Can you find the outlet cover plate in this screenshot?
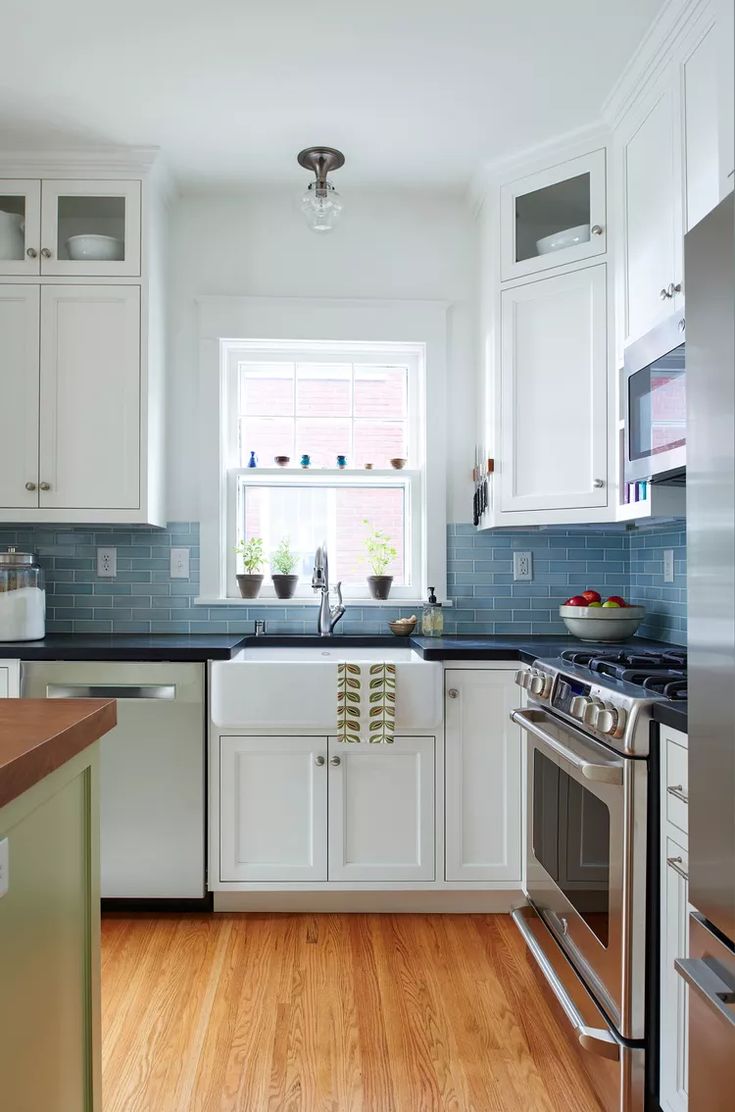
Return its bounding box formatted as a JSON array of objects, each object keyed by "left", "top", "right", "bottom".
[
  {"left": 170, "top": 547, "right": 190, "bottom": 579},
  {"left": 96, "top": 547, "right": 117, "bottom": 578},
  {"left": 513, "top": 551, "right": 533, "bottom": 581},
  {"left": 663, "top": 549, "right": 675, "bottom": 583}
]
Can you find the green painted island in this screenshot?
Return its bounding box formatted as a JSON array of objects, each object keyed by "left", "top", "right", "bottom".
[{"left": 0, "top": 699, "right": 117, "bottom": 1112}]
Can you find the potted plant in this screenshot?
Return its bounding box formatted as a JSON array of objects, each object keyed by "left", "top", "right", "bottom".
[
  {"left": 235, "top": 537, "right": 265, "bottom": 599},
  {"left": 363, "top": 521, "right": 397, "bottom": 600},
  {"left": 271, "top": 537, "right": 299, "bottom": 599}
]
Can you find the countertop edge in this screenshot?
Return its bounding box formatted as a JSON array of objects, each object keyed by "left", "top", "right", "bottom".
[
  {"left": 651, "top": 701, "right": 688, "bottom": 733},
  {"left": 0, "top": 700, "right": 117, "bottom": 809}
]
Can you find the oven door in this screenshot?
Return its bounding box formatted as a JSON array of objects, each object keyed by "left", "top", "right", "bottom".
[{"left": 513, "top": 706, "right": 648, "bottom": 1040}]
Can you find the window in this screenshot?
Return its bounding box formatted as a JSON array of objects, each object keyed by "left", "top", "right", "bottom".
[{"left": 222, "top": 340, "right": 426, "bottom": 600}]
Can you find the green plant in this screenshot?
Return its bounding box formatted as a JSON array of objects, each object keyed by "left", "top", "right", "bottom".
[
  {"left": 235, "top": 536, "right": 265, "bottom": 573},
  {"left": 271, "top": 537, "right": 298, "bottom": 575},
  {"left": 362, "top": 520, "right": 397, "bottom": 576}
]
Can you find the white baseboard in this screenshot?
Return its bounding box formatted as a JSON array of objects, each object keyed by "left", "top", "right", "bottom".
[{"left": 213, "top": 889, "right": 523, "bottom": 913}]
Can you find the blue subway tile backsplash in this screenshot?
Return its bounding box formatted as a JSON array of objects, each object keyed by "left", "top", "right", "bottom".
[{"left": 0, "top": 519, "right": 686, "bottom": 644}]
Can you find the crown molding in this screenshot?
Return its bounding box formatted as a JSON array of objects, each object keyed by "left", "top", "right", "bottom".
[
  {"left": 602, "top": 0, "right": 713, "bottom": 127},
  {"left": 0, "top": 145, "right": 161, "bottom": 179}
]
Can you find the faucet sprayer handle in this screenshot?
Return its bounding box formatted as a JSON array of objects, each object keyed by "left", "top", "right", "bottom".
[{"left": 333, "top": 581, "right": 343, "bottom": 607}]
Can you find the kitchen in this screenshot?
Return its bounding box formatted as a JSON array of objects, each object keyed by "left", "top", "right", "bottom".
[{"left": 0, "top": 0, "right": 732, "bottom": 1109}]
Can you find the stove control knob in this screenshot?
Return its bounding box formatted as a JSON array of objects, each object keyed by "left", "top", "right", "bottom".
[
  {"left": 594, "top": 704, "right": 618, "bottom": 735},
  {"left": 570, "top": 695, "right": 591, "bottom": 719},
  {"left": 528, "top": 672, "right": 548, "bottom": 696},
  {"left": 514, "top": 669, "right": 528, "bottom": 689},
  {"left": 584, "top": 698, "right": 604, "bottom": 726}
]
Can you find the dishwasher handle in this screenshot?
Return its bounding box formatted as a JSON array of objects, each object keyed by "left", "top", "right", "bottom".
[{"left": 46, "top": 684, "right": 176, "bottom": 700}]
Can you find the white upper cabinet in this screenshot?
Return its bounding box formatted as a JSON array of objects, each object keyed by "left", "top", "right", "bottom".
[
  {"left": 0, "top": 180, "right": 40, "bottom": 275},
  {"left": 500, "top": 149, "right": 606, "bottom": 281},
  {"left": 39, "top": 286, "right": 141, "bottom": 510},
  {"left": 682, "top": 21, "right": 720, "bottom": 230},
  {"left": 620, "top": 80, "right": 682, "bottom": 345},
  {"left": 500, "top": 263, "right": 608, "bottom": 514},
  {"left": 715, "top": 0, "right": 734, "bottom": 196},
  {"left": 0, "top": 286, "right": 39, "bottom": 508}
]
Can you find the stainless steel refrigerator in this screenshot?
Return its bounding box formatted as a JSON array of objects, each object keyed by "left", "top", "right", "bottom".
[{"left": 675, "top": 193, "right": 735, "bottom": 1109}]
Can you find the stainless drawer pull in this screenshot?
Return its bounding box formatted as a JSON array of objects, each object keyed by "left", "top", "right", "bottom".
[
  {"left": 675, "top": 957, "right": 735, "bottom": 1028},
  {"left": 667, "top": 855, "right": 689, "bottom": 881},
  {"left": 667, "top": 784, "right": 689, "bottom": 804},
  {"left": 511, "top": 909, "right": 620, "bottom": 1061},
  {"left": 510, "top": 708, "right": 623, "bottom": 786},
  {"left": 46, "top": 684, "right": 176, "bottom": 700}
]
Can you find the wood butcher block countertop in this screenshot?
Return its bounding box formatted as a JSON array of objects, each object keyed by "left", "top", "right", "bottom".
[{"left": 0, "top": 699, "right": 116, "bottom": 809}]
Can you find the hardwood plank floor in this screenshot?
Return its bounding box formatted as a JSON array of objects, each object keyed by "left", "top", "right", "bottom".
[{"left": 101, "top": 913, "right": 603, "bottom": 1112}]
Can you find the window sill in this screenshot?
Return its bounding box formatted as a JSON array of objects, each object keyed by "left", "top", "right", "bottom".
[{"left": 196, "top": 597, "right": 452, "bottom": 608}]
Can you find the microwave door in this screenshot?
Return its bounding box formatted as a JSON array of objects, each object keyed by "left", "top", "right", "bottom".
[{"left": 624, "top": 315, "right": 686, "bottom": 484}]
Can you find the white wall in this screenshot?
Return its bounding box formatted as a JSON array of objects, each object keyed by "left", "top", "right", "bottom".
[{"left": 167, "top": 186, "right": 476, "bottom": 522}]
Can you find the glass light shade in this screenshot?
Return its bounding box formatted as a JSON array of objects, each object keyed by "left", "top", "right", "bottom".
[{"left": 300, "top": 181, "right": 343, "bottom": 232}]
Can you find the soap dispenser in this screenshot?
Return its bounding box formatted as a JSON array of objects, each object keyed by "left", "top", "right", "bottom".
[{"left": 421, "top": 587, "right": 444, "bottom": 637}]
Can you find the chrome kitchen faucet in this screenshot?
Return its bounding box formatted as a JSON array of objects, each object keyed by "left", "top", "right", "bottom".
[{"left": 312, "top": 543, "right": 345, "bottom": 636}]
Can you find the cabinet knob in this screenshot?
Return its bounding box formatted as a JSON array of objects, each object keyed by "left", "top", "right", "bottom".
[
  {"left": 314, "top": 754, "right": 325, "bottom": 767},
  {"left": 39, "top": 481, "right": 51, "bottom": 491},
  {"left": 40, "top": 248, "right": 53, "bottom": 259},
  {"left": 26, "top": 247, "right": 38, "bottom": 259},
  {"left": 590, "top": 224, "right": 603, "bottom": 236},
  {"left": 24, "top": 481, "right": 37, "bottom": 491},
  {"left": 660, "top": 282, "right": 682, "bottom": 300},
  {"left": 593, "top": 478, "right": 605, "bottom": 488},
  {"left": 447, "top": 688, "right": 459, "bottom": 699},
  {"left": 329, "top": 755, "right": 341, "bottom": 766}
]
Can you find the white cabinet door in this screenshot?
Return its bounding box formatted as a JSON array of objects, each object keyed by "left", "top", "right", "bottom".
[
  {"left": 327, "top": 736, "right": 435, "bottom": 881},
  {"left": 682, "top": 21, "right": 720, "bottom": 230},
  {"left": 660, "top": 835, "right": 689, "bottom": 1112},
  {"left": 0, "top": 180, "right": 41, "bottom": 275},
  {"left": 219, "top": 735, "right": 327, "bottom": 882},
  {"left": 39, "top": 285, "right": 140, "bottom": 511},
  {"left": 715, "top": 0, "right": 734, "bottom": 197},
  {"left": 500, "top": 263, "right": 608, "bottom": 513},
  {"left": 622, "top": 81, "right": 682, "bottom": 342},
  {"left": 445, "top": 669, "right": 522, "bottom": 882},
  {"left": 0, "top": 286, "right": 40, "bottom": 509},
  {"left": 0, "top": 660, "right": 20, "bottom": 698},
  {"left": 40, "top": 179, "right": 141, "bottom": 277}
]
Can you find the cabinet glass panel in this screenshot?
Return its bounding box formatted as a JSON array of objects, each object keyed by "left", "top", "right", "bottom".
[
  {"left": 0, "top": 195, "right": 27, "bottom": 262},
  {"left": 55, "top": 194, "right": 126, "bottom": 263},
  {"left": 515, "top": 172, "right": 591, "bottom": 263}
]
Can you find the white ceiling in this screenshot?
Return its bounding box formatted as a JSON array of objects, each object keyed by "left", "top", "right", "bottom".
[{"left": 0, "top": 0, "right": 662, "bottom": 190}]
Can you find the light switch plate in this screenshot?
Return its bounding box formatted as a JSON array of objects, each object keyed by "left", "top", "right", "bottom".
[
  {"left": 0, "top": 837, "right": 8, "bottom": 898},
  {"left": 96, "top": 547, "right": 117, "bottom": 578},
  {"left": 170, "top": 548, "right": 190, "bottom": 579},
  {"left": 663, "top": 549, "right": 675, "bottom": 583},
  {"left": 513, "top": 551, "right": 533, "bottom": 581}
]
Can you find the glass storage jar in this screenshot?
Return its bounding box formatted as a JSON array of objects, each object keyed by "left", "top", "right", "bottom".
[
  {"left": 0, "top": 549, "right": 46, "bottom": 641},
  {"left": 421, "top": 587, "right": 444, "bottom": 637}
]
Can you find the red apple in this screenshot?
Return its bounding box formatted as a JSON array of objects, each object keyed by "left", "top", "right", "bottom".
[
  {"left": 606, "top": 595, "right": 627, "bottom": 607},
  {"left": 567, "top": 595, "right": 589, "bottom": 607},
  {"left": 581, "top": 589, "right": 601, "bottom": 603}
]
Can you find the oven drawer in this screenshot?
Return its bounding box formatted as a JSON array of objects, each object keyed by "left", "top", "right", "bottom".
[
  {"left": 512, "top": 905, "right": 645, "bottom": 1112},
  {"left": 663, "top": 727, "right": 688, "bottom": 835}
]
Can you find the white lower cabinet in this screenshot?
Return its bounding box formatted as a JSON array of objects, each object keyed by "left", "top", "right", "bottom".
[
  {"left": 219, "top": 735, "right": 328, "bottom": 883},
  {"left": 660, "top": 726, "right": 689, "bottom": 1112},
  {"left": 0, "top": 660, "right": 20, "bottom": 698},
  {"left": 444, "top": 668, "right": 522, "bottom": 882},
  {"left": 328, "top": 735, "right": 435, "bottom": 882}
]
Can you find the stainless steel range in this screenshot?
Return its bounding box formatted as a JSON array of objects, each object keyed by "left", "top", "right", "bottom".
[{"left": 511, "top": 647, "right": 687, "bottom": 1112}]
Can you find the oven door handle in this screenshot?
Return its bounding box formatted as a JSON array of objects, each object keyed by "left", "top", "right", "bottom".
[
  {"left": 511, "top": 908, "right": 621, "bottom": 1061},
  {"left": 510, "top": 708, "right": 623, "bottom": 786}
]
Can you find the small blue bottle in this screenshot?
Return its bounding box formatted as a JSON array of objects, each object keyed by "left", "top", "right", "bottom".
[
  {"left": 300, "top": 453, "right": 311, "bottom": 469},
  {"left": 247, "top": 451, "right": 257, "bottom": 468},
  {"left": 336, "top": 454, "right": 347, "bottom": 469}
]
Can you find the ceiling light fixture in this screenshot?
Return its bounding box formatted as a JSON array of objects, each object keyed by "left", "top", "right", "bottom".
[{"left": 297, "top": 146, "right": 345, "bottom": 233}]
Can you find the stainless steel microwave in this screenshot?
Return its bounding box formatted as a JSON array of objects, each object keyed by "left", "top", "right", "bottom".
[{"left": 624, "top": 314, "right": 686, "bottom": 484}]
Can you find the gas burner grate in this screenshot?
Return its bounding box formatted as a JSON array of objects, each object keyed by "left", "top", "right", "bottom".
[{"left": 560, "top": 647, "right": 688, "bottom": 701}]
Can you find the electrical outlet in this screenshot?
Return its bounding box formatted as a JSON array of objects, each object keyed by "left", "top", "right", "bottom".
[
  {"left": 96, "top": 547, "right": 117, "bottom": 578},
  {"left": 663, "top": 549, "right": 675, "bottom": 583},
  {"left": 0, "top": 837, "right": 8, "bottom": 899},
  {"left": 170, "top": 547, "right": 190, "bottom": 579},
  {"left": 513, "top": 551, "right": 533, "bottom": 581}
]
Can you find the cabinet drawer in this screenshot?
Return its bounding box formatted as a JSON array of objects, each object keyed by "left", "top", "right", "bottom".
[{"left": 664, "top": 730, "right": 688, "bottom": 834}]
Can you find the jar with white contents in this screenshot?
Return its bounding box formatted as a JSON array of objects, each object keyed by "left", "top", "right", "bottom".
[{"left": 0, "top": 549, "right": 46, "bottom": 641}]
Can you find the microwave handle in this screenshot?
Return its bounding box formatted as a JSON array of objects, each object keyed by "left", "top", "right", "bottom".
[
  {"left": 511, "top": 908, "right": 621, "bottom": 1061},
  {"left": 510, "top": 708, "right": 623, "bottom": 786}
]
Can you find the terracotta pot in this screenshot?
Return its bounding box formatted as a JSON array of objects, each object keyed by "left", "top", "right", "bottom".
[
  {"left": 272, "top": 574, "right": 299, "bottom": 599},
  {"left": 236, "top": 573, "right": 264, "bottom": 599},
  {"left": 367, "top": 575, "right": 393, "bottom": 600}
]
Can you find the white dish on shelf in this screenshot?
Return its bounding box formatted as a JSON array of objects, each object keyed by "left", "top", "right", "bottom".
[
  {"left": 66, "top": 234, "right": 124, "bottom": 261},
  {"left": 536, "top": 223, "right": 590, "bottom": 255},
  {"left": 560, "top": 604, "right": 645, "bottom": 642}
]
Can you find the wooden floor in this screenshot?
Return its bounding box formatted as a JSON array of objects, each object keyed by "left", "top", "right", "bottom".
[{"left": 101, "top": 912, "right": 603, "bottom": 1112}]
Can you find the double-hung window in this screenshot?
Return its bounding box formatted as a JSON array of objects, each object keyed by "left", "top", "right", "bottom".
[{"left": 221, "top": 339, "right": 428, "bottom": 601}]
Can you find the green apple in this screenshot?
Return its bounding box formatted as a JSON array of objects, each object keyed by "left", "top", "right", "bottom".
[
  {"left": 602, "top": 599, "right": 621, "bottom": 608},
  {"left": 587, "top": 601, "right": 603, "bottom": 607}
]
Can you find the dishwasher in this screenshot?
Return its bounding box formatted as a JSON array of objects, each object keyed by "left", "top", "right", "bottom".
[{"left": 21, "top": 661, "right": 206, "bottom": 901}]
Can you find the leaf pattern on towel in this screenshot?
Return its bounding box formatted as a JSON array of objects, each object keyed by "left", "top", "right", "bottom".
[
  {"left": 368, "top": 662, "right": 396, "bottom": 744},
  {"left": 337, "top": 662, "right": 362, "bottom": 743}
]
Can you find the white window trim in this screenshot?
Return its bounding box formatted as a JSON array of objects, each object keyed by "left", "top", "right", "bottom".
[{"left": 196, "top": 296, "right": 448, "bottom": 605}]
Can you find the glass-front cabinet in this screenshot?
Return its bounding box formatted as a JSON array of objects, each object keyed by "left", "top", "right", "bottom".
[
  {"left": 0, "top": 179, "right": 141, "bottom": 277},
  {"left": 500, "top": 149, "right": 607, "bottom": 280}
]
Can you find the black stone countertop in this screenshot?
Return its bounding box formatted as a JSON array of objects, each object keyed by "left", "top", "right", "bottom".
[
  {"left": 0, "top": 633, "right": 246, "bottom": 662},
  {"left": 651, "top": 701, "right": 688, "bottom": 733}
]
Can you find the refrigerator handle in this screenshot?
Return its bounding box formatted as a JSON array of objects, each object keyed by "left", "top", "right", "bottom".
[{"left": 675, "top": 957, "right": 735, "bottom": 1029}]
